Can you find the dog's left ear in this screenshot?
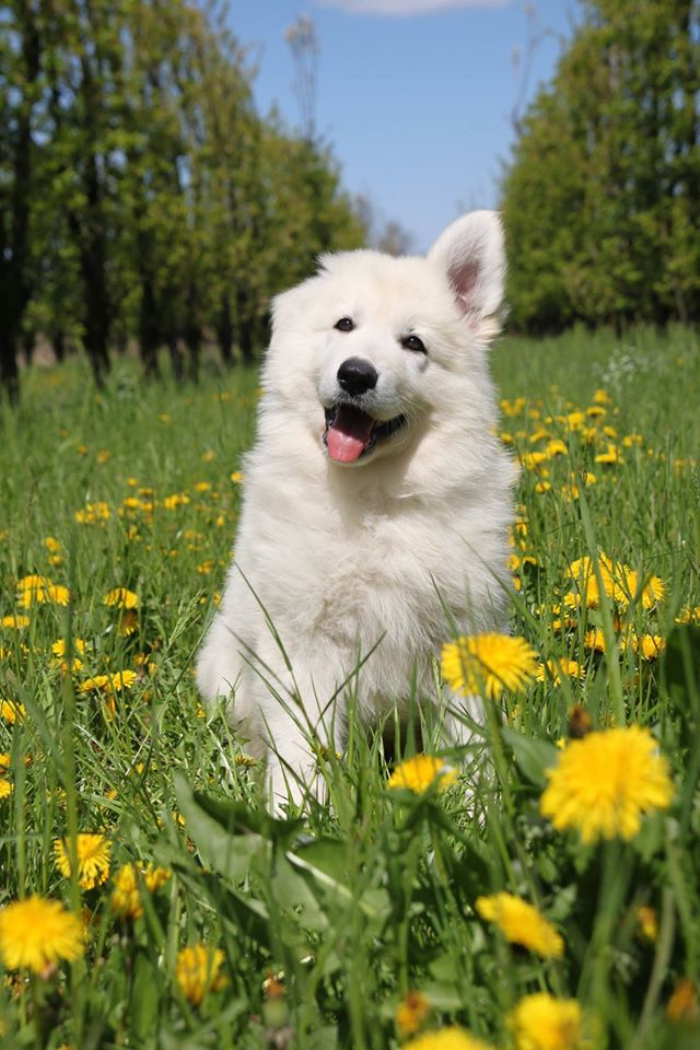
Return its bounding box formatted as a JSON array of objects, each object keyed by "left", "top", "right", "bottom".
[{"left": 428, "top": 210, "right": 505, "bottom": 342}]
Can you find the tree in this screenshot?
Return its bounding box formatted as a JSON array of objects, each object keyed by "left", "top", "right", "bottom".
[
  {"left": 0, "top": 1, "right": 42, "bottom": 404},
  {"left": 501, "top": 0, "right": 700, "bottom": 332},
  {"left": 0, "top": 0, "right": 368, "bottom": 399}
]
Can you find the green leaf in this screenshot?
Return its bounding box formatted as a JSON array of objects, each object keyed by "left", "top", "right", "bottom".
[
  {"left": 130, "top": 948, "right": 159, "bottom": 1041},
  {"left": 173, "top": 771, "right": 267, "bottom": 883},
  {"left": 661, "top": 626, "right": 700, "bottom": 723},
  {"left": 501, "top": 727, "right": 558, "bottom": 787}
]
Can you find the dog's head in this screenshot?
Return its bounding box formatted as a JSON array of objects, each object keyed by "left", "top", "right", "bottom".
[{"left": 264, "top": 210, "right": 505, "bottom": 467}]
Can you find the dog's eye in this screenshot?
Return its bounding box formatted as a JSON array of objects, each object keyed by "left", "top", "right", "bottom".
[
  {"left": 334, "top": 317, "right": 354, "bottom": 332},
  {"left": 402, "top": 334, "right": 427, "bottom": 354}
]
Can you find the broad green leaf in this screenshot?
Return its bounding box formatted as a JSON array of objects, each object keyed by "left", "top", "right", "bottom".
[{"left": 501, "top": 726, "right": 558, "bottom": 787}]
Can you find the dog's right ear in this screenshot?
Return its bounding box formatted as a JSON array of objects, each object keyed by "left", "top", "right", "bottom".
[{"left": 427, "top": 211, "right": 505, "bottom": 342}]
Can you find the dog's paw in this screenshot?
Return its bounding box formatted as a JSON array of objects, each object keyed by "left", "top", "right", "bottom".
[{"left": 266, "top": 756, "right": 328, "bottom": 817}]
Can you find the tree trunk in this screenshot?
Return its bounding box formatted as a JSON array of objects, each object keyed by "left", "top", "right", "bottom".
[
  {"left": 52, "top": 329, "right": 66, "bottom": 363},
  {"left": 236, "top": 286, "right": 256, "bottom": 365},
  {"left": 0, "top": 332, "right": 20, "bottom": 406},
  {"left": 168, "top": 332, "right": 185, "bottom": 383},
  {"left": 21, "top": 328, "right": 35, "bottom": 365},
  {"left": 184, "top": 321, "right": 201, "bottom": 383},
  {"left": 216, "top": 293, "right": 235, "bottom": 367},
  {"left": 74, "top": 56, "right": 112, "bottom": 387},
  {"left": 0, "top": 7, "right": 41, "bottom": 405},
  {"left": 139, "top": 277, "right": 161, "bottom": 379},
  {"left": 184, "top": 281, "right": 201, "bottom": 382}
]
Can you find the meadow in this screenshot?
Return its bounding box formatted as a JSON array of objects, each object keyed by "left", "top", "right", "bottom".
[{"left": 0, "top": 326, "right": 698, "bottom": 1050}]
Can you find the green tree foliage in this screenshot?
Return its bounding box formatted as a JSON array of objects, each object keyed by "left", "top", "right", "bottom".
[
  {"left": 0, "top": 1, "right": 365, "bottom": 401},
  {"left": 0, "top": 1, "right": 42, "bottom": 404},
  {"left": 501, "top": 0, "right": 700, "bottom": 333}
]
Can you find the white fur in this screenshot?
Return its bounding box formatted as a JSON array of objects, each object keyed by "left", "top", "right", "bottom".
[{"left": 197, "top": 211, "right": 516, "bottom": 809}]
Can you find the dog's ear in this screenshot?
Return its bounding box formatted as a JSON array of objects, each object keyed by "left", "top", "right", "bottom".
[{"left": 428, "top": 211, "right": 505, "bottom": 342}]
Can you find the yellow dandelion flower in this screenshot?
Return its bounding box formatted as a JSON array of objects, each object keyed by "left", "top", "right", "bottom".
[
  {"left": 520, "top": 451, "right": 548, "bottom": 472},
  {"left": 45, "top": 584, "right": 70, "bottom": 605},
  {"left": 79, "top": 674, "right": 111, "bottom": 694},
  {"left": 594, "top": 444, "right": 622, "bottom": 465},
  {"left": 529, "top": 427, "right": 550, "bottom": 443},
  {"left": 641, "top": 575, "right": 667, "bottom": 609},
  {"left": 235, "top": 753, "right": 259, "bottom": 767},
  {"left": 16, "top": 574, "right": 52, "bottom": 606},
  {"left": 104, "top": 588, "right": 139, "bottom": 610},
  {"left": 593, "top": 389, "right": 612, "bottom": 404},
  {"left": 636, "top": 906, "right": 658, "bottom": 943},
  {"left": 546, "top": 439, "right": 568, "bottom": 458},
  {"left": 175, "top": 945, "right": 228, "bottom": 1006},
  {"left": 162, "top": 493, "right": 190, "bottom": 510},
  {"left": 96, "top": 449, "right": 111, "bottom": 464},
  {"left": 631, "top": 634, "right": 665, "bottom": 661},
  {"left": 508, "top": 993, "right": 584, "bottom": 1050},
  {"left": 441, "top": 634, "right": 539, "bottom": 700},
  {"left": 501, "top": 397, "right": 526, "bottom": 417},
  {"left": 229, "top": 471, "right": 244, "bottom": 484},
  {"left": 52, "top": 638, "right": 87, "bottom": 659},
  {"left": 110, "top": 670, "right": 137, "bottom": 691},
  {"left": 53, "top": 834, "right": 112, "bottom": 890},
  {"left": 143, "top": 864, "right": 171, "bottom": 892},
  {"left": 676, "top": 606, "right": 700, "bottom": 625},
  {"left": 110, "top": 862, "right": 170, "bottom": 920},
  {"left": 202, "top": 450, "right": 217, "bottom": 462},
  {"left": 0, "top": 896, "right": 84, "bottom": 974},
  {"left": 397, "top": 991, "right": 431, "bottom": 1037},
  {"left": 1, "top": 700, "right": 25, "bottom": 724},
  {"left": 74, "top": 501, "right": 111, "bottom": 524},
  {"left": 1, "top": 614, "right": 30, "bottom": 629},
  {"left": 44, "top": 537, "right": 61, "bottom": 553},
  {"left": 586, "top": 405, "right": 606, "bottom": 418},
  {"left": 117, "top": 610, "right": 139, "bottom": 637},
  {"left": 540, "top": 726, "right": 674, "bottom": 843},
  {"left": 566, "top": 554, "right": 642, "bottom": 610},
  {"left": 565, "top": 411, "right": 586, "bottom": 431},
  {"left": 536, "top": 659, "right": 585, "bottom": 685},
  {"left": 583, "top": 628, "right": 606, "bottom": 653},
  {"left": 387, "top": 755, "right": 457, "bottom": 795},
  {"left": 568, "top": 705, "right": 593, "bottom": 739},
  {"left": 667, "top": 978, "right": 699, "bottom": 1023},
  {"left": 80, "top": 671, "right": 137, "bottom": 694},
  {"left": 404, "top": 1027, "right": 495, "bottom": 1050},
  {"left": 475, "top": 893, "right": 563, "bottom": 958},
  {"left": 0, "top": 779, "right": 13, "bottom": 800}
]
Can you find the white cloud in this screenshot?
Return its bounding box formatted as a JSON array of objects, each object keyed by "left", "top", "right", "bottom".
[{"left": 315, "top": 0, "right": 509, "bottom": 15}]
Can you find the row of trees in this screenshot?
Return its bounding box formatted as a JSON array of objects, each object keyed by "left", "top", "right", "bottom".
[
  {"left": 0, "top": 1, "right": 365, "bottom": 402},
  {"left": 501, "top": 0, "right": 700, "bottom": 332}
]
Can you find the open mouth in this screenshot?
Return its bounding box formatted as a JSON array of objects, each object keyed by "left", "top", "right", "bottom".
[{"left": 323, "top": 404, "right": 407, "bottom": 464}]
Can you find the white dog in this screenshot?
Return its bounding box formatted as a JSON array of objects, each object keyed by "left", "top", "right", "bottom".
[{"left": 197, "top": 211, "right": 515, "bottom": 809}]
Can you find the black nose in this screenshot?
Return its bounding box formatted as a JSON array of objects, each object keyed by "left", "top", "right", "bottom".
[{"left": 337, "top": 357, "right": 378, "bottom": 397}]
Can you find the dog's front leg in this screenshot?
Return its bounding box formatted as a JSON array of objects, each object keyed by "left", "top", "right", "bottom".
[
  {"left": 257, "top": 663, "right": 346, "bottom": 815},
  {"left": 439, "top": 689, "right": 485, "bottom": 747}
]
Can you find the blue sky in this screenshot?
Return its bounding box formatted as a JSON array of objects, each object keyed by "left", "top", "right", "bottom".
[{"left": 227, "top": 1, "right": 582, "bottom": 252}]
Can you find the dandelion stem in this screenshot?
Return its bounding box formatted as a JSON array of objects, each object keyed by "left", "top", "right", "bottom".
[{"left": 578, "top": 491, "right": 626, "bottom": 725}]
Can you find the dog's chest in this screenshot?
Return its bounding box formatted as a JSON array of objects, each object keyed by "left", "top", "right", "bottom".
[{"left": 262, "top": 497, "right": 470, "bottom": 651}]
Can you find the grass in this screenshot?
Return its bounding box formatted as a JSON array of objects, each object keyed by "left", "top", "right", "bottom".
[{"left": 0, "top": 325, "right": 699, "bottom": 1049}]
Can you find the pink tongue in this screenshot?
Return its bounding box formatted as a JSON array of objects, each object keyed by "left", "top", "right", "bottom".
[{"left": 326, "top": 405, "right": 374, "bottom": 463}]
